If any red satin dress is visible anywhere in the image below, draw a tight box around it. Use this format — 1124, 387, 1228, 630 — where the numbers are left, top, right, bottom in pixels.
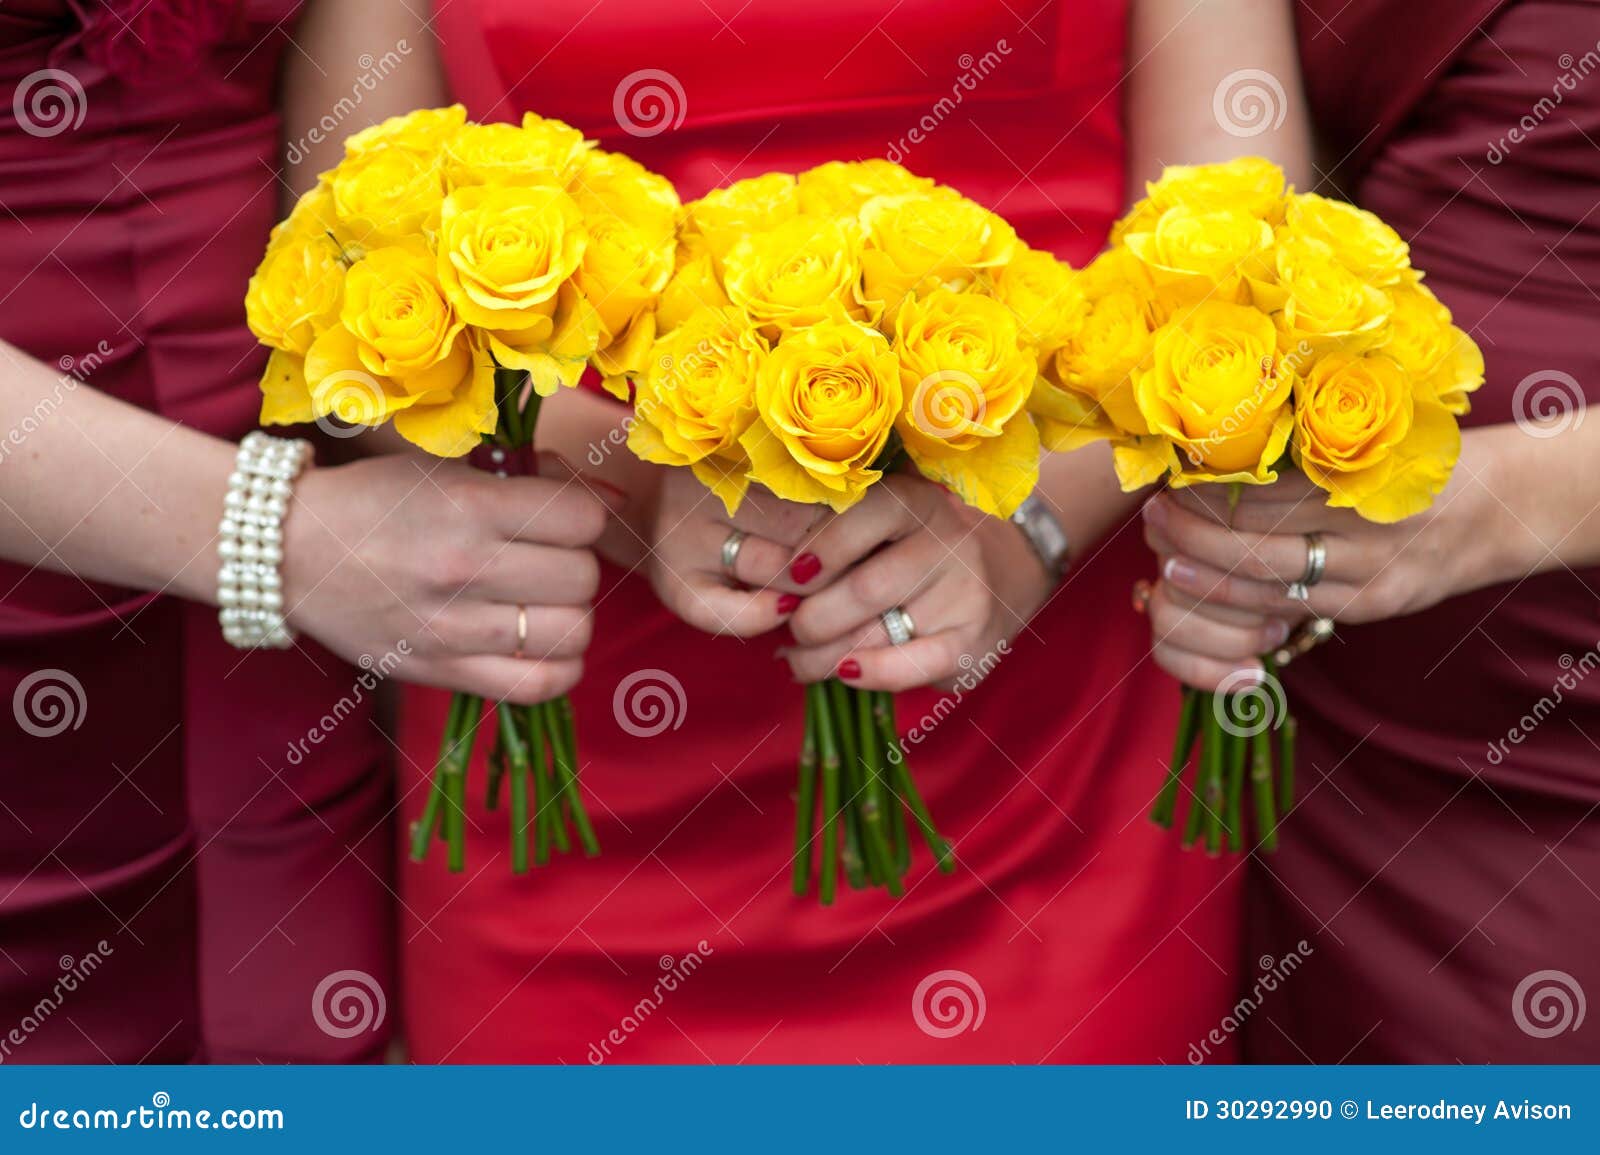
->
1242, 0, 1600, 1062
401, 0, 1240, 1063
0, 0, 393, 1062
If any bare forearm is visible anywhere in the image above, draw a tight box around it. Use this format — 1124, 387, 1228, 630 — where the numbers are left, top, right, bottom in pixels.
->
1126, 0, 1313, 190
1474, 420, 1600, 587
0, 341, 231, 604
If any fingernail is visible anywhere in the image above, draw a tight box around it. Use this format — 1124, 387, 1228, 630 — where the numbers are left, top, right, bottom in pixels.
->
837, 658, 861, 680
790, 553, 822, 585
777, 593, 801, 615
1233, 664, 1266, 686
1163, 556, 1198, 587
1266, 619, 1291, 647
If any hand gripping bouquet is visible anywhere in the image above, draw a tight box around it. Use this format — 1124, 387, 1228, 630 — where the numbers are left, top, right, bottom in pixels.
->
1032, 157, 1483, 853
244, 106, 679, 872
624, 159, 1072, 902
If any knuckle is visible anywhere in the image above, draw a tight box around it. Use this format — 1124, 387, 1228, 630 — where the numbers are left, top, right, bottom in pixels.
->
428, 544, 482, 592
847, 562, 898, 610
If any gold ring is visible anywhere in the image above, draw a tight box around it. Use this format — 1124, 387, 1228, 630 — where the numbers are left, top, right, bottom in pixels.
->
514, 604, 528, 660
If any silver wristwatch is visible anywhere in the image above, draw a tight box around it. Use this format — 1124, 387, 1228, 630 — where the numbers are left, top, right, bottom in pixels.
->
1010, 494, 1071, 580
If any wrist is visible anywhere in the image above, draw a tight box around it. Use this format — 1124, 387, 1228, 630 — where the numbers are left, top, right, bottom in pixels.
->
1463, 425, 1543, 591
983, 513, 1055, 626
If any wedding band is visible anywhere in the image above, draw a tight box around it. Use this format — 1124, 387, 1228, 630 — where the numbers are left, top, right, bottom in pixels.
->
1272, 616, 1335, 668
1287, 532, 1327, 602
882, 606, 915, 647
513, 604, 527, 660
1131, 579, 1153, 615
720, 528, 747, 575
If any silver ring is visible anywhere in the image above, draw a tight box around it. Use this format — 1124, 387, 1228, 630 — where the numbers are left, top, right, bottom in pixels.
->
882, 606, 915, 647
720, 529, 747, 575
1287, 532, 1327, 602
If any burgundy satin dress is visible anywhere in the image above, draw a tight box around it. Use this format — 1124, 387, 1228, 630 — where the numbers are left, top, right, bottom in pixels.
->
0, 1, 393, 1063
398, 0, 1241, 1064
1243, 0, 1600, 1062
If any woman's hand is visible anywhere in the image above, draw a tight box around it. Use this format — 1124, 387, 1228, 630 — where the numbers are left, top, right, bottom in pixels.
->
282, 453, 616, 704
780, 474, 1054, 692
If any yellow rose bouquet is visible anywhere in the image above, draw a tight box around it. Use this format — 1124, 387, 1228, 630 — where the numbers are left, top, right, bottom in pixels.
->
1034, 157, 1483, 853
625, 160, 1062, 902
245, 106, 679, 873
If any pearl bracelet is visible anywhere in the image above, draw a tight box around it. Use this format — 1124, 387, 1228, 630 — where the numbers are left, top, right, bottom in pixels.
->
217, 431, 312, 649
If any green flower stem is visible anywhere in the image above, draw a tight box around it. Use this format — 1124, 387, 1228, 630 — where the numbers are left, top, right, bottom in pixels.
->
445, 695, 485, 873
485, 736, 507, 812
825, 681, 869, 890
498, 703, 532, 874
811, 683, 843, 906
875, 693, 912, 875
1278, 713, 1297, 812
410, 693, 464, 861
1224, 722, 1247, 854
543, 700, 599, 857
882, 689, 953, 874
793, 698, 819, 897
1180, 693, 1210, 849
855, 685, 901, 897
1153, 688, 1201, 829
1251, 727, 1279, 853
1202, 710, 1225, 855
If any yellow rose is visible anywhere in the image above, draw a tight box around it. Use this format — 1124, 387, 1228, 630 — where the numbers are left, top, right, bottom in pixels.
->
442, 117, 590, 190
990, 246, 1087, 357
1293, 351, 1458, 522
859, 188, 1017, 314
1383, 280, 1483, 415
689, 172, 799, 265
343, 105, 466, 156
329, 143, 444, 247
301, 242, 496, 456
436, 183, 595, 392
656, 231, 731, 333
1036, 286, 1153, 450
739, 318, 901, 512
796, 159, 934, 216
246, 229, 344, 356
1123, 205, 1275, 304
629, 307, 767, 513
893, 288, 1040, 517
722, 215, 868, 339
1257, 234, 1392, 356
1113, 156, 1287, 241
1286, 192, 1410, 285
1129, 300, 1294, 486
